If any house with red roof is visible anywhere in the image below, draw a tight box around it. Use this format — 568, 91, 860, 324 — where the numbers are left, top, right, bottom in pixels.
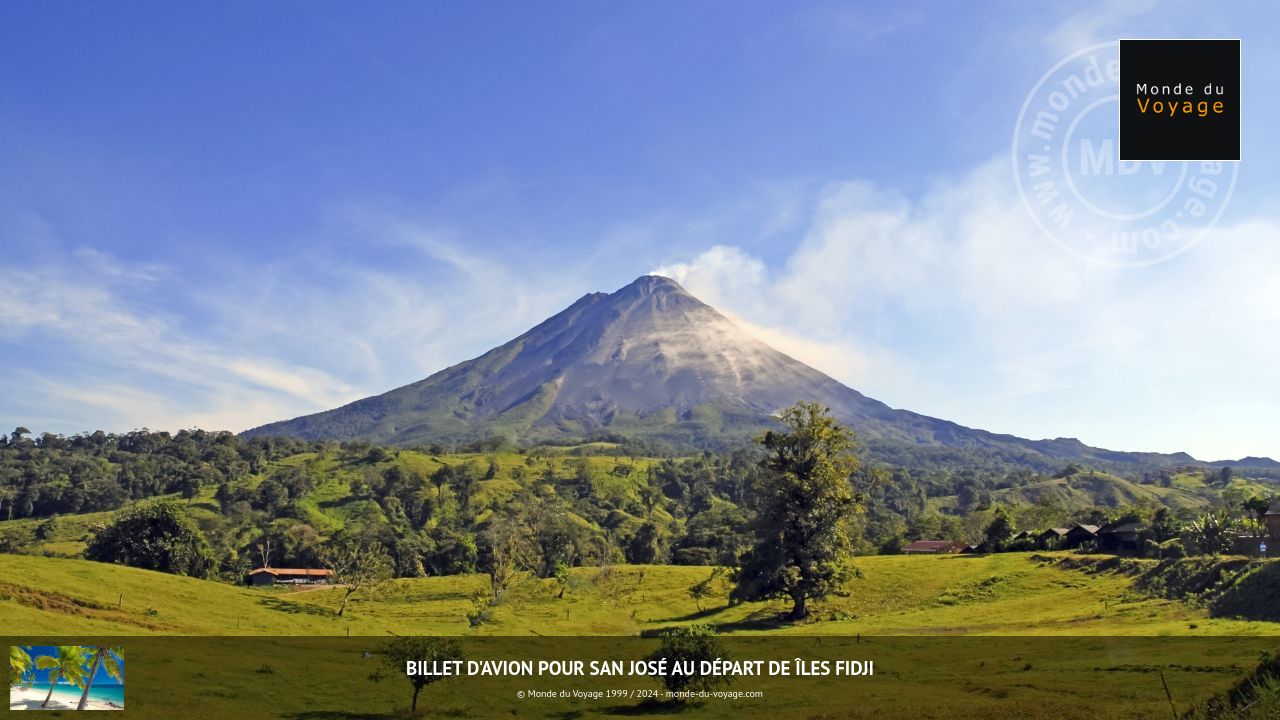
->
247, 567, 334, 586
901, 540, 971, 554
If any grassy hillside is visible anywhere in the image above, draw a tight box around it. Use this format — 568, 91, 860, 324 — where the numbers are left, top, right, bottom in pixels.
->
927, 467, 1274, 516
992, 469, 1207, 510
5, 552, 1280, 638
7, 553, 1280, 719
1, 448, 662, 558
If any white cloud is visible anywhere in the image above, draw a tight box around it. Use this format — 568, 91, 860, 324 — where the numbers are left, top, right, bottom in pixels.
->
653, 245, 768, 300
0, 253, 363, 433
0, 215, 581, 436
655, 245, 876, 383
653, 157, 1280, 461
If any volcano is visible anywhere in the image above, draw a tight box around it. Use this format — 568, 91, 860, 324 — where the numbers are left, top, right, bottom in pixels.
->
243, 275, 1206, 469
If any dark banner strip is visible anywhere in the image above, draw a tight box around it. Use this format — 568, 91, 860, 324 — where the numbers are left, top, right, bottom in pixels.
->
6, 636, 1276, 718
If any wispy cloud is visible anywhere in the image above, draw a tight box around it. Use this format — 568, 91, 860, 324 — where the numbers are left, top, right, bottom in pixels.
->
0, 249, 362, 432
800, 4, 926, 49
0, 214, 578, 436
654, 158, 1280, 461
1045, 0, 1162, 55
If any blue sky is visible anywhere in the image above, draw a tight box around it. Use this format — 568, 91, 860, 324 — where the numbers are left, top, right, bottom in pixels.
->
20, 646, 123, 686
2, 1, 1278, 460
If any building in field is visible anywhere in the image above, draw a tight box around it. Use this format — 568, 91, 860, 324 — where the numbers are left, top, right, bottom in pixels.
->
901, 540, 971, 554
1062, 524, 1101, 549
1037, 527, 1069, 548
1097, 522, 1147, 552
1268, 500, 1280, 540
247, 567, 334, 586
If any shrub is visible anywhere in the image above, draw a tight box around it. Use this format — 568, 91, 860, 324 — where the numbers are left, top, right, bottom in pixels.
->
379, 636, 464, 712
84, 501, 215, 577
646, 624, 731, 698
1159, 538, 1187, 559
1140, 538, 1161, 559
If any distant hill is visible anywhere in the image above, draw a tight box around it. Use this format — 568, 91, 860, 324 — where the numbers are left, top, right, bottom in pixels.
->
1217, 456, 1280, 469
244, 275, 1272, 472
986, 470, 1207, 512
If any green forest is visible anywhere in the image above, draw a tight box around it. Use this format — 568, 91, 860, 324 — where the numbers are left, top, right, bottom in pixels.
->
1, 413, 1275, 593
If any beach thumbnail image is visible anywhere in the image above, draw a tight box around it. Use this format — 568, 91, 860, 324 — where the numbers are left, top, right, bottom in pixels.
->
9, 646, 123, 711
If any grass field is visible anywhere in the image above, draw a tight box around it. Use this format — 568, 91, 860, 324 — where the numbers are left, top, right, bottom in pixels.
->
6, 453, 1279, 717
4, 552, 1279, 638
6, 553, 1280, 719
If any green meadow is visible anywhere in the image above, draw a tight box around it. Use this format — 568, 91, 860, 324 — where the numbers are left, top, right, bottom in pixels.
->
4, 551, 1279, 638
6, 553, 1280, 719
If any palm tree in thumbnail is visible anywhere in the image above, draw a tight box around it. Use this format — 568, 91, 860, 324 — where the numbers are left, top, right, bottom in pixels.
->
35, 645, 88, 709
8, 645, 33, 686
76, 646, 124, 711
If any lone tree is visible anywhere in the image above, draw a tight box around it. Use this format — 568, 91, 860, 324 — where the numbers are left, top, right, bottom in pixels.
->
983, 508, 1016, 552
480, 512, 538, 600
731, 402, 860, 620
646, 625, 730, 699
380, 636, 464, 713
327, 537, 393, 617
85, 501, 215, 577
688, 567, 726, 612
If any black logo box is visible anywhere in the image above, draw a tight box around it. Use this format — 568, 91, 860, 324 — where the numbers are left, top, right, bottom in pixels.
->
1119, 39, 1240, 161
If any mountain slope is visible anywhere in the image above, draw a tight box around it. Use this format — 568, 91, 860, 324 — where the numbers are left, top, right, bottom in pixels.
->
243, 275, 1243, 469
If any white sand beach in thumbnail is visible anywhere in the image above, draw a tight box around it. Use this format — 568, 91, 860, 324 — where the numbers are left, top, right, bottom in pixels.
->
9, 686, 122, 711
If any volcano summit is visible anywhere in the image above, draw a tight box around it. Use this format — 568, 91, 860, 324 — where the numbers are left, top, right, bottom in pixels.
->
243, 275, 1207, 469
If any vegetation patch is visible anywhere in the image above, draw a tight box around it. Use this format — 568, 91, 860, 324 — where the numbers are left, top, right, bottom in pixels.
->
1046, 555, 1151, 577
1209, 563, 1280, 622
1133, 558, 1253, 603
935, 575, 1008, 606
1046, 555, 1272, 616
0, 581, 175, 630
0, 581, 113, 614
1183, 650, 1280, 719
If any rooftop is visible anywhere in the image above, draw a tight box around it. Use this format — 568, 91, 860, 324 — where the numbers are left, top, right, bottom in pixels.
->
902, 540, 966, 550
248, 568, 333, 576
1100, 523, 1147, 534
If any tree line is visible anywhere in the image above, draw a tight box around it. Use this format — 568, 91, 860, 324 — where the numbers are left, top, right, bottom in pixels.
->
0, 427, 316, 521
2, 415, 1274, 621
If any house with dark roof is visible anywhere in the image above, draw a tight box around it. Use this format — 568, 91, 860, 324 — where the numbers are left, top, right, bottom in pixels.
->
902, 540, 971, 554
247, 567, 334, 586
1063, 524, 1101, 549
1098, 522, 1147, 552
1268, 500, 1280, 541
1037, 527, 1069, 549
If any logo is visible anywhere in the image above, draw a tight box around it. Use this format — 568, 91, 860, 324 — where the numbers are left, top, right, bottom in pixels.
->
1013, 42, 1237, 267
1119, 39, 1240, 161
